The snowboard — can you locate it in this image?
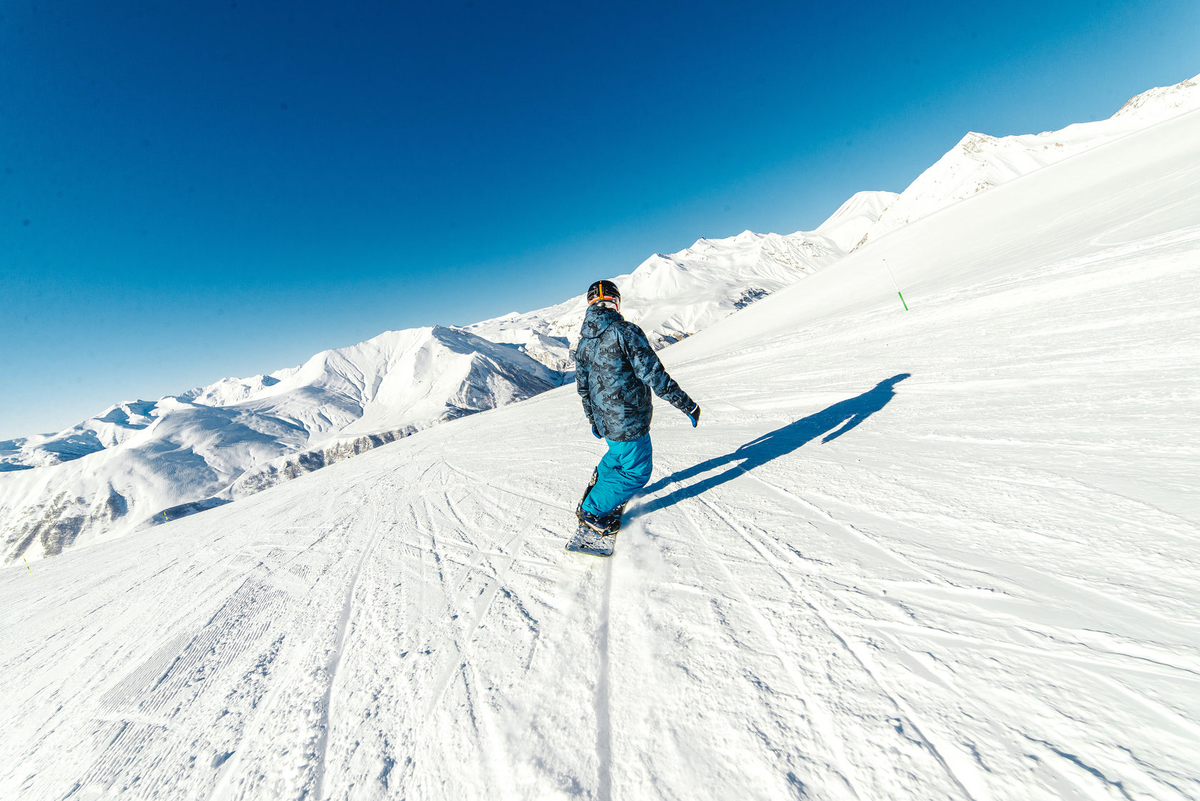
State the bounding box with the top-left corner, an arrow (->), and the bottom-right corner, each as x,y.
566,523 -> 617,557
566,470 -> 625,557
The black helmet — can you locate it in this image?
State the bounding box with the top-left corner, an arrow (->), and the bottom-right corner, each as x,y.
587,279 -> 620,309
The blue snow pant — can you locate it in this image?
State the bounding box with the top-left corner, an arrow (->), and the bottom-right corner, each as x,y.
582,434 -> 654,516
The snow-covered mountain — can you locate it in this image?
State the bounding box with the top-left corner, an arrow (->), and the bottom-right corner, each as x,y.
466,227 -> 848,368
3,79 -> 1197,800
861,72 -> 1200,244
814,190 -> 900,251
0,326 -> 560,560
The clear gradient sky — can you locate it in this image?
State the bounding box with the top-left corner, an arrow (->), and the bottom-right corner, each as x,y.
2,0 -> 1198,439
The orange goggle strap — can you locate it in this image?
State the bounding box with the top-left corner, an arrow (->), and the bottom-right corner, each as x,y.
588,291 -> 619,308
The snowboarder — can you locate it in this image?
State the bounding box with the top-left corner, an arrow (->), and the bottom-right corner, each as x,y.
572,279 -> 701,544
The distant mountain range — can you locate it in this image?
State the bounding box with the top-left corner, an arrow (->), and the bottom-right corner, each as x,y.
3,72 -> 1197,563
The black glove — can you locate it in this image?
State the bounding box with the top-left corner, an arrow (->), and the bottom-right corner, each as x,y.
684,402 -> 701,428
592,423 -> 602,439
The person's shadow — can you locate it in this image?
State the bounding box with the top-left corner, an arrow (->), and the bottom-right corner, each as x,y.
633,373 -> 911,518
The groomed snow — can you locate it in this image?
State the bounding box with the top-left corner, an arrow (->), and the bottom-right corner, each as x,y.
2,110 -> 1199,800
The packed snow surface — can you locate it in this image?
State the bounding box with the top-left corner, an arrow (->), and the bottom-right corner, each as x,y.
2,99 -> 1198,799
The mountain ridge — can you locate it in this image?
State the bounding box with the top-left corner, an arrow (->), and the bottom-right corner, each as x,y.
864,71 -> 1200,243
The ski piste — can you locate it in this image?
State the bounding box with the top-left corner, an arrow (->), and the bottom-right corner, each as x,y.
2,78 -> 1198,801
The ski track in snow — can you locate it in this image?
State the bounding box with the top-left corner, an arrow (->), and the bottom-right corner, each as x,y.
4,113 -> 1200,800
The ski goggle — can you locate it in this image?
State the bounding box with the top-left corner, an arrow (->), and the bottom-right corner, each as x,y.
588,290 -> 619,309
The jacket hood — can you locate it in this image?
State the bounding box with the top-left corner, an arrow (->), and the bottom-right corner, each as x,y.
580,304 -> 622,340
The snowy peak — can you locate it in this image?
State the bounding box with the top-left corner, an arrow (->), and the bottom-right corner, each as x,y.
327,325 -> 560,438
814,190 -> 900,251
180,374 -> 281,407
864,72 -> 1200,243
0,399 -> 163,471
467,225 -> 855,362
618,229 -> 851,347
1112,72 -> 1200,122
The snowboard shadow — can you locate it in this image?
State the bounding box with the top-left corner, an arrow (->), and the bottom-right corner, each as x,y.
632,373 -> 911,518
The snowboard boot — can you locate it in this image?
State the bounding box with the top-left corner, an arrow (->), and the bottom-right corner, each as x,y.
610,501 -> 628,531
578,508 -> 620,536
575,469 -> 599,520
576,469 -> 627,535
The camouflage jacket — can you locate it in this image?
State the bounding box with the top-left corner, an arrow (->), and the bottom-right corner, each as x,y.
575,304 -> 694,442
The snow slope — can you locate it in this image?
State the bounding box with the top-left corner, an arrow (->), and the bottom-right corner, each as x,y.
863,72 -> 1200,244
2,103 -> 1197,799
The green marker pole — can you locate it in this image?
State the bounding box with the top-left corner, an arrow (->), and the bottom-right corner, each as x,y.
882,258 -> 909,311
23,555 -> 33,575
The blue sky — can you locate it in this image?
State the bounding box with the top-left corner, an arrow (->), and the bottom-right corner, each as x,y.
2,0 -> 1197,439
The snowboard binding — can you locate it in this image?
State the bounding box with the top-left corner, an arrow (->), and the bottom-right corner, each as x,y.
568,470 -> 626,556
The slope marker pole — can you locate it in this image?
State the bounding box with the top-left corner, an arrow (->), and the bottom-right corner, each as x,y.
883,259 -> 909,311
23,555 -> 33,575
